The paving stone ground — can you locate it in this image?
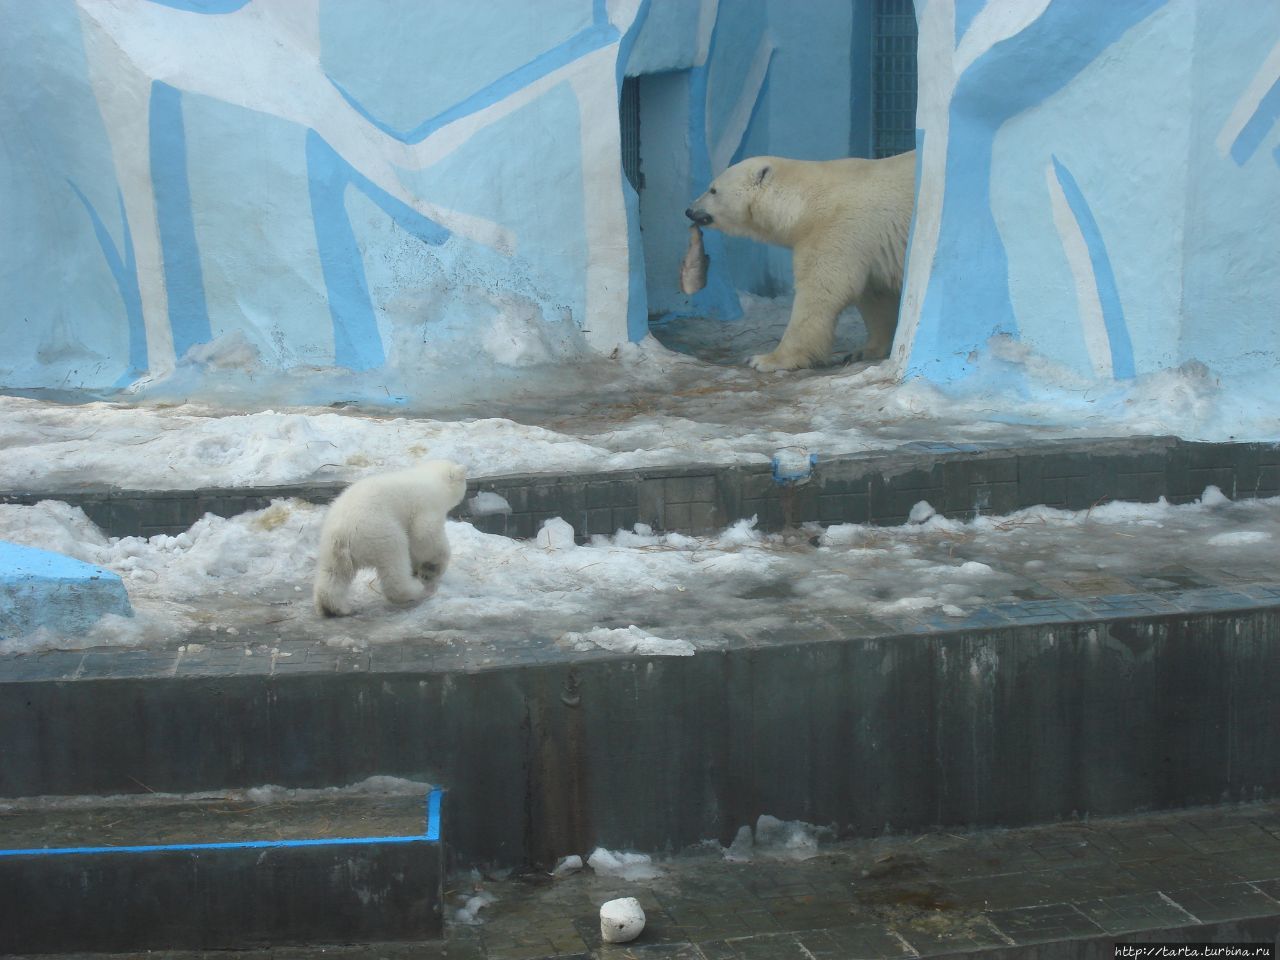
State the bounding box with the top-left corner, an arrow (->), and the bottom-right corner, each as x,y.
17,801 -> 1280,959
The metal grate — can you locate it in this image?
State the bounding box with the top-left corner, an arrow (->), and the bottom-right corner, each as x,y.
872,0 -> 917,158
620,76 -> 643,191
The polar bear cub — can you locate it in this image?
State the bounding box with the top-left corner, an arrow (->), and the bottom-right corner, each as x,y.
686,151 -> 915,371
313,460 -> 467,617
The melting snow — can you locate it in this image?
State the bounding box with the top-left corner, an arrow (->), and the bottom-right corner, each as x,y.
1,487 -> 1276,655
720,815 -> 832,863
587,847 -> 662,881
559,626 -> 695,657
1,298 -> 1276,494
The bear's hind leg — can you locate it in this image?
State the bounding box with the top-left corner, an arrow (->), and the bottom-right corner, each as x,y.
409,516 -> 451,599
314,545 -> 357,618
374,531 -> 429,606
851,290 -> 901,362
379,563 -> 429,605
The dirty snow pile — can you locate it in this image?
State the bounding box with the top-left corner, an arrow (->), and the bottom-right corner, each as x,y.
559,626 -> 695,657
587,847 -> 663,882
2,486 -> 1277,655
723,815 -> 833,863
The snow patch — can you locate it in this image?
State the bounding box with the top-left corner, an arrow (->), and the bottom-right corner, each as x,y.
587,847 -> 661,881
536,517 -> 576,550
454,890 -> 496,925
721,815 -> 830,862
552,854 -> 583,878
468,492 -> 512,516
1207,530 -> 1268,546
908,501 -> 937,524
560,626 -> 695,657
1200,485 -> 1231,506
717,516 -> 762,547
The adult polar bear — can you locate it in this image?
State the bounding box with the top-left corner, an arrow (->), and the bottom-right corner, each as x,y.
686,151 -> 915,371
314,460 -> 467,617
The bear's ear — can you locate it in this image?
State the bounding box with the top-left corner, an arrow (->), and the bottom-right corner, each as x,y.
755,165 -> 770,186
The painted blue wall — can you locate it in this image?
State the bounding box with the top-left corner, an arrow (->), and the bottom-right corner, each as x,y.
1181,1 -> 1280,377
900,0 -> 1280,387
1,0 -> 641,400
7,0 -> 1275,403
0,0 -> 142,390
4,0 -> 870,398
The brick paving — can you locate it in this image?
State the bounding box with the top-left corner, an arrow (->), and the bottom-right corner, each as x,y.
16,801 -> 1280,959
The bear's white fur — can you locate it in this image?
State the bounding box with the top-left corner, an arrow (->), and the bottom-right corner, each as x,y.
313,460 -> 467,617
686,151 -> 915,371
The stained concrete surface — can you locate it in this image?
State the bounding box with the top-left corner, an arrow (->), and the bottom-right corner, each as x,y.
11,800 -> 1280,959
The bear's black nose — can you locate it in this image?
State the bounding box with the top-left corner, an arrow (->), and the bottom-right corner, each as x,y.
686,208 -> 713,225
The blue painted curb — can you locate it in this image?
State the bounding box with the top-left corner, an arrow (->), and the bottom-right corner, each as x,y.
0,787 -> 442,858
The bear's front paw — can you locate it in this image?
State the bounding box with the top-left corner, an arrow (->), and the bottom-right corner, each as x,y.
748,350 -> 811,372
317,599 -> 354,618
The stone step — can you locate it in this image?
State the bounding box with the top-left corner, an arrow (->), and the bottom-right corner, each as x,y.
3,586 -> 1278,870
3,436 -> 1278,540
10,801 -> 1278,959
0,785 -> 444,954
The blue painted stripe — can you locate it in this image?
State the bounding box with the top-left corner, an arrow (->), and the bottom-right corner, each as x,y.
68,183 -> 148,380
305,132 -> 450,371
1230,73 -> 1280,166
426,787 -> 442,842
1,788 -> 444,858
953,0 -> 984,46
593,0 -> 608,27
332,24 -> 619,146
144,0 -> 250,12
149,81 -> 211,357
1051,156 -> 1136,380
0,834 -> 434,859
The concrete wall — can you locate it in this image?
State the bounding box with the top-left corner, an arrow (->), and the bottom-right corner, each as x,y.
7,0 -> 1271,401
0,0 -> 865,399
1,0 -> 643,395
898,0 -> 1280,384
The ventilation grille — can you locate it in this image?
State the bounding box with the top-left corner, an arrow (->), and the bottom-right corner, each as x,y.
620,76 -> 643,191
873,0 -> 917,158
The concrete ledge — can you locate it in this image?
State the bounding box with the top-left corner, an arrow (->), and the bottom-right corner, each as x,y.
4,437 -> 1280,540
0,788 -> 443,953
2,594 -> 1277,870
0,541 -> 131,642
